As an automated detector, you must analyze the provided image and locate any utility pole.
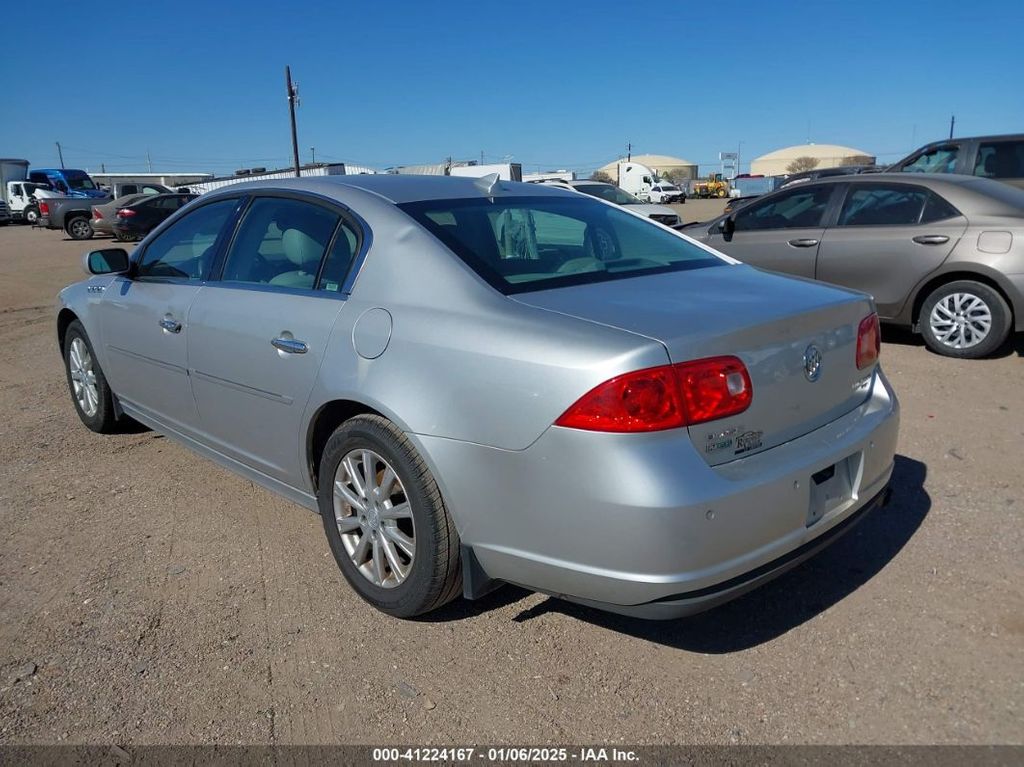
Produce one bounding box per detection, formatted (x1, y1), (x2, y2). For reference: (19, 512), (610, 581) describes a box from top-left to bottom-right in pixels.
(286, 65), (301, 177)
(55, 142), (65, 169)
(147, 149), (153, 172)
(626, 142), (632, 161)
(310, 146), (316, 165)
(949, 115), (956, 140)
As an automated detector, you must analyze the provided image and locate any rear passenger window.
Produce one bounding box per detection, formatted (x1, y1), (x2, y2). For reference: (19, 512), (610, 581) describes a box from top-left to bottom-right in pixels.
(974, 141), (1024, 179)
(317, 221), (360, 293)
(920, 193), (960, 223)
(837, 185), (928, 226)
(220, 198), (340, 290)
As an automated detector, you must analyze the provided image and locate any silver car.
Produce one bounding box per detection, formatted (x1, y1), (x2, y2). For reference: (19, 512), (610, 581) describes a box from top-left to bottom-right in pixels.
(688, 174), (1024, 358)
(58, 175), (899, 619)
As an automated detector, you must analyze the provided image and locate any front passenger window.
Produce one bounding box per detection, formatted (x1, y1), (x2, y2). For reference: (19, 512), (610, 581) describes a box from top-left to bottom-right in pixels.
(220, 197), (340, 290)
(733, 186), (832, 231)
(137, 198), (239, 280)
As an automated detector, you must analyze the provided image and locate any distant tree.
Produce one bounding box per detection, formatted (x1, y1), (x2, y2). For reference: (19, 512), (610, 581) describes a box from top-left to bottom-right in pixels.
(589, 170), (614, 183)
(664, 168), (691, 185)
(786, 156), (820, 173)
(840, 154), (875, 167)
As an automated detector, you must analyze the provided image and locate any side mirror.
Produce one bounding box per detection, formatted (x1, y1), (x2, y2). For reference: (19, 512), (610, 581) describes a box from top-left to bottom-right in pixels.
(83, 248), (131, 276)
(718, 215), (736, 238)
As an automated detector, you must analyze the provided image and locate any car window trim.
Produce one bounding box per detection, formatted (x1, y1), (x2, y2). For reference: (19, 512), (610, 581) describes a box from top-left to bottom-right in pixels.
(132, 196), (246, 284)
(205, 188), (371, 299)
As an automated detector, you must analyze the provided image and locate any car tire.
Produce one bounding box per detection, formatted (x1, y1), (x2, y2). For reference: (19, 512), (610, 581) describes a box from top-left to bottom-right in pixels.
(318, 414), (462, 618)
(63, 320), (118, 433)
(23, 206), (39, 225)
(113, 230), (135, 242)
(919, 280), (1012, 359)
(66, 216), (94, 240)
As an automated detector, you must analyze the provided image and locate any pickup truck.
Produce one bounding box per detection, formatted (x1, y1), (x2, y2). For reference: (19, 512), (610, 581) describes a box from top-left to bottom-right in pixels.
(37, 194), (112, 240)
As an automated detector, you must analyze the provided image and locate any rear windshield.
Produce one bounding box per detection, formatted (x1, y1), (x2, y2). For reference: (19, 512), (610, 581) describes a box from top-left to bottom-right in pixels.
(399, 195), (723, 295)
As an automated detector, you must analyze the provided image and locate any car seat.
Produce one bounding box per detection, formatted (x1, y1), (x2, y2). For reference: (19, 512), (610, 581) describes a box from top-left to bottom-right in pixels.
(268, 229), (323, 289)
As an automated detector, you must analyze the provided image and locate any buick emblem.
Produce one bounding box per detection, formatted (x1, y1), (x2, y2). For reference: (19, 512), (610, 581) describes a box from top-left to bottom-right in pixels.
(803, 345), (823, 382)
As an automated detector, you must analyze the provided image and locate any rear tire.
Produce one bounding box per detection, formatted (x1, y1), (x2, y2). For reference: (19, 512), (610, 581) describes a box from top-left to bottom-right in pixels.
(318, 415), (461, 617)
(919, 280), (1011, 359)
(113, 230), (135, 242)
(66, 216), (94, 240)
(63, 320), (118, 433)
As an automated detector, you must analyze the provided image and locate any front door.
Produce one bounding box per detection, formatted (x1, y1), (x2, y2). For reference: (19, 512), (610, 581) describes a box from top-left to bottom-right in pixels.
(187, 195), (359, 487)
(97, 197), (241, 433)
(705, 184), (837, 279)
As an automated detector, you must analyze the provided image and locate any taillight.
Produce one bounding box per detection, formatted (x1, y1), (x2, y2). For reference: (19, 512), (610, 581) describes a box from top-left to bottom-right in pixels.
(117, 208), (136, 218)
(38, 201), (49, 215)
(675, 356), (753, 425)
(555, 356), (752, 433)
(856, 313), (880, 369)
(92, 207), (102, 220)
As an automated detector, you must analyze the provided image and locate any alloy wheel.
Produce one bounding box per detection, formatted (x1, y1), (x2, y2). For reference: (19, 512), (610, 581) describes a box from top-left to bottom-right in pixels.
(333, 449), (415, 589)
(68, 337), (99, 417)
(928, 292), (992, 350)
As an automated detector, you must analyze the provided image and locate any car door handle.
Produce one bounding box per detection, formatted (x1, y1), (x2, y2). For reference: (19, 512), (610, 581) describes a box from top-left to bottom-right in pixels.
(271, 337), (308, 354)
(787, 238), (819, 247)
(913, 234), (950, 245)
(159, 317), (182, 333)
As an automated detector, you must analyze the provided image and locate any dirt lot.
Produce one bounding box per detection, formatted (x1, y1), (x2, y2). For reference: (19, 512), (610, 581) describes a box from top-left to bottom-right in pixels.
(0, 223), (1021, 746)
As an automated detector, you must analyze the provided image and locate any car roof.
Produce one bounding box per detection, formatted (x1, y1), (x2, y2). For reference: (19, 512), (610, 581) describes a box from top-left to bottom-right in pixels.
(215, 174), (574, 205)
(913, 133), (1024, 148)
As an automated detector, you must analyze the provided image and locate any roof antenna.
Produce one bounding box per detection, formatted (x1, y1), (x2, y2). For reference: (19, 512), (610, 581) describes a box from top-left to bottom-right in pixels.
(473, 172), (501, 196)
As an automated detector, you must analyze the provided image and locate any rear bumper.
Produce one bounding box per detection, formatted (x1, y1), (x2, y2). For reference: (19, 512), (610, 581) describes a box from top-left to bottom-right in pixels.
(415, 367), (900, 618)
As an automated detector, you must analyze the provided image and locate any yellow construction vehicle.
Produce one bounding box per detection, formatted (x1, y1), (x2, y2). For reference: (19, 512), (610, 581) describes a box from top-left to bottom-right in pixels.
(690, 173), (729, 199)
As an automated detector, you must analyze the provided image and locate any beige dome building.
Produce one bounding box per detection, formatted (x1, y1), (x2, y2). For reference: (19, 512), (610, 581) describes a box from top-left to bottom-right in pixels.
(751, 144), (875, 176)
(597, 153), (698, 181)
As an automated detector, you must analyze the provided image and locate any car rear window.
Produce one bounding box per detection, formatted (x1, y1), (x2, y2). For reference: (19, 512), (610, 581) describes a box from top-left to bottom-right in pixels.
(399, 196), (723, 294)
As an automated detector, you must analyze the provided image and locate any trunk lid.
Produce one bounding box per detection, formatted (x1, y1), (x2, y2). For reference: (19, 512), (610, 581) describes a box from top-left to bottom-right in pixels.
(515, 263), (877, 465)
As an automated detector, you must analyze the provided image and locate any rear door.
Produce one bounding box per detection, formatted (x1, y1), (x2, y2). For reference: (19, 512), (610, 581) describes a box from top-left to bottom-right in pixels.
(98, 196), (242, 433)
(186, 194), (361, 487)
(704, 184), (837, 278)
(815, 182), (966, 318)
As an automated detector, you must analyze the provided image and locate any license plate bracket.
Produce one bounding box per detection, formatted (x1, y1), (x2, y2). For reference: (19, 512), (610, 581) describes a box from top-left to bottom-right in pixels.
(806, 452), (862, 527)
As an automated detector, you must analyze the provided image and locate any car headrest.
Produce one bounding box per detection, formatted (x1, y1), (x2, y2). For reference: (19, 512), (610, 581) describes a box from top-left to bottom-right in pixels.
(282, 228), (322, 267)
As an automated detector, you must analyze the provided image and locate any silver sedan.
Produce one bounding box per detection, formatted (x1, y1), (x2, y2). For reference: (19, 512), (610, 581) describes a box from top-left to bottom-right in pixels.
(58, 175), (899, 618)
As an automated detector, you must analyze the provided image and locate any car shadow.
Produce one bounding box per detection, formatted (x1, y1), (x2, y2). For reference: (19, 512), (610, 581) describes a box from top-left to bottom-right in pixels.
(503, 454), (929, 652)
(883, 325), (1024, 358)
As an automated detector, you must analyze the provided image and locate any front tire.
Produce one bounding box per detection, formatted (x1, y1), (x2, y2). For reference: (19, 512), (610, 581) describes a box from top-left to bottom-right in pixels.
(318, 415), (461, 617)
(63, 320), (118, 433)
(23, 206), (39, 225)
(66, 216), (94, 240)
(919, 280), (1011, 359)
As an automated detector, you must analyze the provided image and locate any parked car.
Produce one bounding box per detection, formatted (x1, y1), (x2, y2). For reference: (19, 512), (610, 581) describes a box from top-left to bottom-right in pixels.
(647, 182), (686, 204)
(110, 193), (197, 241)
(37, 194), (113, 240)
(684, 173), (1024, 358)
(103, 181), (173, 198)
(547, 180), (683, 227)
(779, 164), (876, 188)
(0, 199), (10, 226)
(92, 194), (154, 238)
(888, 134), (1024, 190)
(58, 175), (898, 619)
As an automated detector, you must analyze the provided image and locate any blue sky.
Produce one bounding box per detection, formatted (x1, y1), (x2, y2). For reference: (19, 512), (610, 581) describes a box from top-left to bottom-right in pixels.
(3, 0), (1021, 177)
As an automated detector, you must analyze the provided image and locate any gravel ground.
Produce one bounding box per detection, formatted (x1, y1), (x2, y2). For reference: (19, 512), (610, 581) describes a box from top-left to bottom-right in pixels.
(0, 224), (1021, 746)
